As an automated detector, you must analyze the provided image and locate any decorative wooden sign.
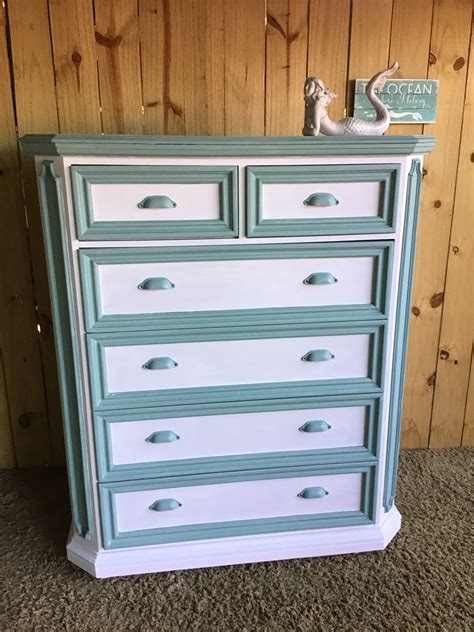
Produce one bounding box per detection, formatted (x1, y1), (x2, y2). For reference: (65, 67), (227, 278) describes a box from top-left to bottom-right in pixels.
(354, 79), (438, 124)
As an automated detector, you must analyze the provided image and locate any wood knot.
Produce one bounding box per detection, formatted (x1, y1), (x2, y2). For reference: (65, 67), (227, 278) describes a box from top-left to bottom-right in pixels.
(452, 245), (460, 254)
(422, 168), (428, 177)
(430, 292), (444, 308)
(95, 31), (123, 48)
(0, 169), (4, 176)
(453, 57), (465, 71)
(428, 51), (437, 65)
(439, 350), (449, 360)
(411, 306), (421, 317)
(433, 200), (442, 208)
(146, 101), (159, 108)
(427, 373), (436, 387)
(471, 153), (474, 163)
(71, 50), (82, 65)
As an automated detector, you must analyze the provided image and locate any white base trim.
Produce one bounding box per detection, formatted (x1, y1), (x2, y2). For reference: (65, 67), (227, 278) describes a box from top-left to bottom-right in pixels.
(67, 507), (401, 578)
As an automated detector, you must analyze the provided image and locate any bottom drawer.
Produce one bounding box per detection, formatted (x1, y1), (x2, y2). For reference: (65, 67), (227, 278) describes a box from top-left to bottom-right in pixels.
(99, 464), (375, 549)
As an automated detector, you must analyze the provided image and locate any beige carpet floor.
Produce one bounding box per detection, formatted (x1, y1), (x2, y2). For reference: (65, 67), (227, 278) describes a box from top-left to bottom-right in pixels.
(0, 448), (472, 631)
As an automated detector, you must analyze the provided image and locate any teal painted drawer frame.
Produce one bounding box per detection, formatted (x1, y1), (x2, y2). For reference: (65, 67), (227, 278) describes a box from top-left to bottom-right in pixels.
(99, 462), (377, 549)
(79, 241), (393, 332)
(246, 163), (400, 237)
(94, 394), (381, 482)
(71, 165), (238, 240)
(87, 321), (386, 412)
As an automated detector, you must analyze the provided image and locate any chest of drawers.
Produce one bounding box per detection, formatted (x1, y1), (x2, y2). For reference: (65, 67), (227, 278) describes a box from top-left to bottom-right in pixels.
(22, 134), (435, 578)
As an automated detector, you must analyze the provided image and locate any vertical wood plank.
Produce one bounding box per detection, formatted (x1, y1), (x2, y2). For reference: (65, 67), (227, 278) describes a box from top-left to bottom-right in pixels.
(429, 26), (474, 447)
(139, 0), (185, 134)
(181, 0), (225, 135)
(307, 0), (351, 120)
(265, 0), (309, 135)
(0, 349), (15, 468)
(401, 0), (472, 448)
(139, 0), (164, 134)
(48, 0), (101, 133)
(0, 6), (51, 466)
(8, 0), (65, 464)
(224, 0), (266, 135)
(387, 0), (434, 136)
(462, 349), (474, 446)
(348, 0), (393, 85)
(95, 0), (143, 134)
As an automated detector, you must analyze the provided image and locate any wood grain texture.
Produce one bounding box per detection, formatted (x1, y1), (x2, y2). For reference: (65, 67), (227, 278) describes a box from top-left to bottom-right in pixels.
(429, 26), (474, 448)
(95, 0), (143, 134)
(8, 0), (64, 464)
(266, 0), (309, 135)
(401, 0), (472, 448)
(307, 0), (351, 120)
(48, 0), (101, 132)
(0, 7), (51, 466)
(224, 0), (266, 135)
(181, 0), (225, 135)
(387, 0), (434, 135)
(139, 0), (165, 134)
(462, 349), (474, 446)
(0, 349), (15, 468)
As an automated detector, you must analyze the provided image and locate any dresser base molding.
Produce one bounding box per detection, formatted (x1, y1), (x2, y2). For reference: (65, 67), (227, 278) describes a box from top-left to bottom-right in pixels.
(67, 507), (401, 578)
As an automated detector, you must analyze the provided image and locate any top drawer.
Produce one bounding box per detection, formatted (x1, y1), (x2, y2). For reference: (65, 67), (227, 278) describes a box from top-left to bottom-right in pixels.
(70, 165), (238, 240)
(246, 163), (400, 237)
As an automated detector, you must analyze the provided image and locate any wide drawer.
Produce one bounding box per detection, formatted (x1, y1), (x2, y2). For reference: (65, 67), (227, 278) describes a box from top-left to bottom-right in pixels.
(70, 165), (238, 240)
(99, 463), (376, 548)
(87, 322), (384, 410)
(79, 242), (392, 332)
(95, 396), (380, 481)
(246, 163), (400, 237)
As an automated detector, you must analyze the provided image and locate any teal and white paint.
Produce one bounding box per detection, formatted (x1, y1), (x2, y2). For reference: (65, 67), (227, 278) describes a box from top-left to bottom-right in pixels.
(354, 80), (438, 124)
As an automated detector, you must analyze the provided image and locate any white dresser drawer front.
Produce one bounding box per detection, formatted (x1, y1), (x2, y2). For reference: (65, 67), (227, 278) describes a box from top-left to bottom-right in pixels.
(88, 324), (384, 410)
(99, 463), (376, 548)
(247, 164), (400, 237)
(70, 165), (238, 240)
(95, 398), (381, 481)
(116, 473), (363, 532)
(104, 334), (369, 392)
(80, 243), (391, 332)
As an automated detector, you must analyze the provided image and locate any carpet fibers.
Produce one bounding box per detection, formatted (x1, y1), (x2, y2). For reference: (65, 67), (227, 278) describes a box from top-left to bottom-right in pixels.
(0, 448), (472, 631)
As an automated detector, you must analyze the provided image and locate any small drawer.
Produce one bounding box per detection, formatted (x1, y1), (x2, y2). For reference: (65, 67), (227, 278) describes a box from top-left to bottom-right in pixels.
(87, 322), (384, 410)
(99, 464), (375, 548)
(95, 397), (380, 481)
(79, 242), (392, 332)
(70, 165), (238, 240)
(246, 163), (400, 237)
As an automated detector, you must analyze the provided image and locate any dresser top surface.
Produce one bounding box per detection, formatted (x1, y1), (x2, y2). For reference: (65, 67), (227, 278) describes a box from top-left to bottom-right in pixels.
(20, 134), (436, 158)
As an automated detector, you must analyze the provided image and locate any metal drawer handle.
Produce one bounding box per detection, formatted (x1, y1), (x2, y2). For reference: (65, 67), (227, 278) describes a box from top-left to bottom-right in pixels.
(303, 272), (338, 285)
(142, 357), (178, 370)
(149, 498), (182, 512)
(301, 349), (335, 362)
(146, 430), (180, 443)
(303, 192), (339, 207)
(137, 195), (177, 209)
(299, 420), (332, 433)
(138, 277), (175, 290)
(298, 487), (328, 499)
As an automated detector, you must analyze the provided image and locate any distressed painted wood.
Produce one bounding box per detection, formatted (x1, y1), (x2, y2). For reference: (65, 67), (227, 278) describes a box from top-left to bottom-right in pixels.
(429, 26), (474, 448)
(307, 0), (351, 121)
(265, 0), (309, 135)
(48, 0), (101, 133)
(94, 0), (143, 134)
(401, 0), (472, 448)
(224, 0), (266, 135)
(8, 0), (64, 465)
(0, 7), (51, 466)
